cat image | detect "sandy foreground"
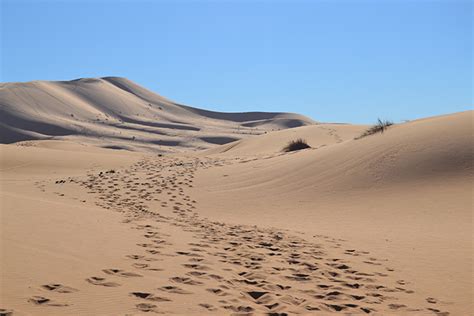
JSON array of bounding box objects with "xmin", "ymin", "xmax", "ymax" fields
[{"xmin": 0, "ymin": 111, "xmax": 472, "ymax": 315}]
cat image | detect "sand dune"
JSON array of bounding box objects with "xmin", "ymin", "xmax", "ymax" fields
[
  {"xmin": 0, "ymin": 77, "xmax": 314, "ymax": 151},
  {"xmin": 206, "ymin": 123, "xmax": 367, "ymax": 155},
  {"xmin": 0, "ymin": 76, "xmax": 471, "ymax": 315}
]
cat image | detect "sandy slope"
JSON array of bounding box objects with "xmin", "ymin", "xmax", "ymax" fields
[
  {"xmin": 193, "ymin": 110, "xmax": 474, "ymax": 314},
  {"xmin": 205, "ymin": 123, "xmax": 368, "ymax": 156},
  {"xmin": 0, "ymin": 77, "xmax": 314, "ymax": 152},
  {"xmin": 0, "ymin": 111, "xmax": 471, "ymax": 315}
]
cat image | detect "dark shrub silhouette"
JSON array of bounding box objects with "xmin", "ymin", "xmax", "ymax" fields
[
  {"xmin": 283, "ymin": 138, "xmax": 311, "ymax": 152},
  {"xmin": 356, "ymin": 119, "xmax": 394, "ymax": 139}
]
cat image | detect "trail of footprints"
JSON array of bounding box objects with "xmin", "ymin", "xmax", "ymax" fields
[
  {"xmin": 24, "ymin": 156, "xmax": 450, "ymax": 315},
  {"xmin": 317, "ymin": 126, "xmax": 343, "ymax": 144}
]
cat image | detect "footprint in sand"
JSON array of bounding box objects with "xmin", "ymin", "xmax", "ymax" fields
[
  {"xmin": 198, "ymin": 303, "xmax": 217, "ymax": 311},
  {"xmin": 131, "ymin": 263, "xmax": 163, "ymax": 271},
  {"xmin": 130, "ymin": 292, "xmax": 171, "ymax": 302},
  {"xmin": 28, "ymin": 296, "xmax": 68, "ymax": 307},
  {"xmin": 41, "ymin": 283, "xmax": 78, "ymax": 293},
  {"xmin": 158, "ymin": 285, "xmax": 192, "ymax": 295},
  {"xmin": 206, "ymin": 288, "xmax": 230, "ymax": 297},
  {"xmin": 222, "ymin": 305, "xmax": 254, "ymax": 313},
  {"xmin": 285, "ymin": 273, "xmax": 311, "ymax": 281},
  {"xmin": 0, "ymin": 309, "xmax": 14, "ymax": 316},
  {"xmin": 136, "ymin": 303, "xmax": 160, "ymax": 313},
  {"xmin": 102, "ymin": 268, "xmax": 142, "ymax": 277},
  {"xmin": 246, "ymin": 291, "xmax": 268, "ymax": 300},
  {"xmin": 125, "ymin": 254, "xmax": 159, "ymax": 262},
  {"xmin": 426, "ymin": 297, "xmax": 438, "ymax": 304},
  {"xmin": 182, "ymin": 263, "xmax": 211, "ymax": 271},
  {"xmin": 170, "ymin": 277, "xmax": 203, "ymax": 286},
  {"xmin": 85, "ymin": 276, "xmax": 120, "ymax": 287},
  {"xmin": 427, "ymin": 307, "xmax": 450, "ymax": 316}
]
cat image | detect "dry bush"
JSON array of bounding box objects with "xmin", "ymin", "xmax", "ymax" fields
[
  {"xmin": 356, "ymin": 119, "xmax": 393, "ymax": 139},
  {"xmin": 283, "ymin": 138, "xmax": 311, "ymax": 152}
]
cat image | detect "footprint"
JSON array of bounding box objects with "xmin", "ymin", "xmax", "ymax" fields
[
  {"xmin": 198, "ymin": 303, "xmax": 217, "ymax": 311},
  {"xmin": 286, "ymin": 273, "xmax": 311, "ymax": 281},
  {"xmin": 130, "ymin": 292, "xmax": 171, "ymax": 302},
  {"xmin": 158, "ymin": 285, "xmax": 192, "ymax": 295},
  {"xmin": 389, "ymin": 303, "xmax": 407, "ymax": 310},
  {"xmin": 206, "ymin": 288, "xmax": 229, "ymax": 296},
  {"xmin": 103, "ymin": 269, "xmax": 142, "ymax": 277},
  {"xmin": 0, "ymin": 309, "xmax": 13, "ymax": 316},
  {"xmin": 170, "ymin": 277, "xmax": 203, "ymax": 286},
  {"xmin": 86, "ymin": 276, "xmax": 120, "ymax": 287},
  {"xmin": 325, "ymin": 304, "xmax": 347, "ymax": 312},
  {"xmin": 126, "ymin": 254, "xmax": 145, "ymax": 260},
  {"xmin": 28, "ymin": 296, "xmax": 68, "ymax": 307},
  {"xmin": 28, "ymin": 296, "xmax": 51, "ymax": 305},
  {"xmin": 208, "ymin": 274, "xmax": 224, "ymax": 281},
  {"xmin": 247, "ymin": 291, "xmax": 268, "ymax": 300},
  {"xmin": 305, "ymin": 305, "xmax": 320, "ymax": 311},
  {"xmin": 41, "ymin": 284, "xmax": 78, "ymax": 293},
  {"xmin": 136, "ymin": 303, "xmax": 159, "ymax": 313},
  {"xmin": 132, "ymin": 263, "xmax": 163, "ymax": 271},
  {"xmin": 280, "ymin": 295, "xmax": 306, "ymax": 306},
  {"xmin": 182, "ymin": 264, "xmax": 210, "ymax": 271},
  {"xmin": 223, "ymin": 305, "xmax": 254, "ymax": 313},
  {"xmin": 427, "ymin": 307, "xmax": 450, "ymax": 316}
]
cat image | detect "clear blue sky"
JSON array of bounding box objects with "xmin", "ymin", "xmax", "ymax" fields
[{"xmin": 1, "ymin": 0, "xmax": 472, "ymax": 123}]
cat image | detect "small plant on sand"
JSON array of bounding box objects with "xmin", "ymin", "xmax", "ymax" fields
[
  {"xmin": 356, "ymin": 118, "xmax": 394, "ymax": 140},
  {"xmin": 283, "ymin": 138, "xmax": 311, "ymax": 152}
]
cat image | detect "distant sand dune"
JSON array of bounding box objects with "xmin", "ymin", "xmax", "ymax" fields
[{"xmin": 0, "ymin": 77, "xmax": 314, "ymax": 151}]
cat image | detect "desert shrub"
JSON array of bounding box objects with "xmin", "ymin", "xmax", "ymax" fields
[
  {"xmin": 283, "ymin": 138, "xmax": 311, "ymax": 152},
  {"xmin": 356, "ymin": 119, "xmax": 393, "ymax": 139}
]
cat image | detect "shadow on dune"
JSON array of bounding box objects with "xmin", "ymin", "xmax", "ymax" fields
[
  {"xmin": 0, "ymin": 108, "xmax": 76, "ymax": 143},
  {"xmin": 200, "ymin": 136, "xmax": 240, "ymax": 145},
  {"xmin": 109, "ymin": 122, "xmax": 168, "ymax": 136},
  {"xmin": 119, "ymin": 116, "xmax": 200, "ymax": 132},
  {"xmin": 242, "ymin": 118, "xmax": 308, "ymax": 128}
]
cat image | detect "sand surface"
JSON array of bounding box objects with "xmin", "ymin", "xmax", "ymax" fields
[{"xmin": 0, "ymin": 79, "xmax": 472, "ymax": 315}]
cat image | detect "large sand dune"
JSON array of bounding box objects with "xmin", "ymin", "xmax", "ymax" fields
[
  {"xmin": 0, "ymin": 77, "xmax": 471, "ymax": 315},
  {"xmin": 0, "ymin": 77, "xmax": 314, "ymax": 151}
]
